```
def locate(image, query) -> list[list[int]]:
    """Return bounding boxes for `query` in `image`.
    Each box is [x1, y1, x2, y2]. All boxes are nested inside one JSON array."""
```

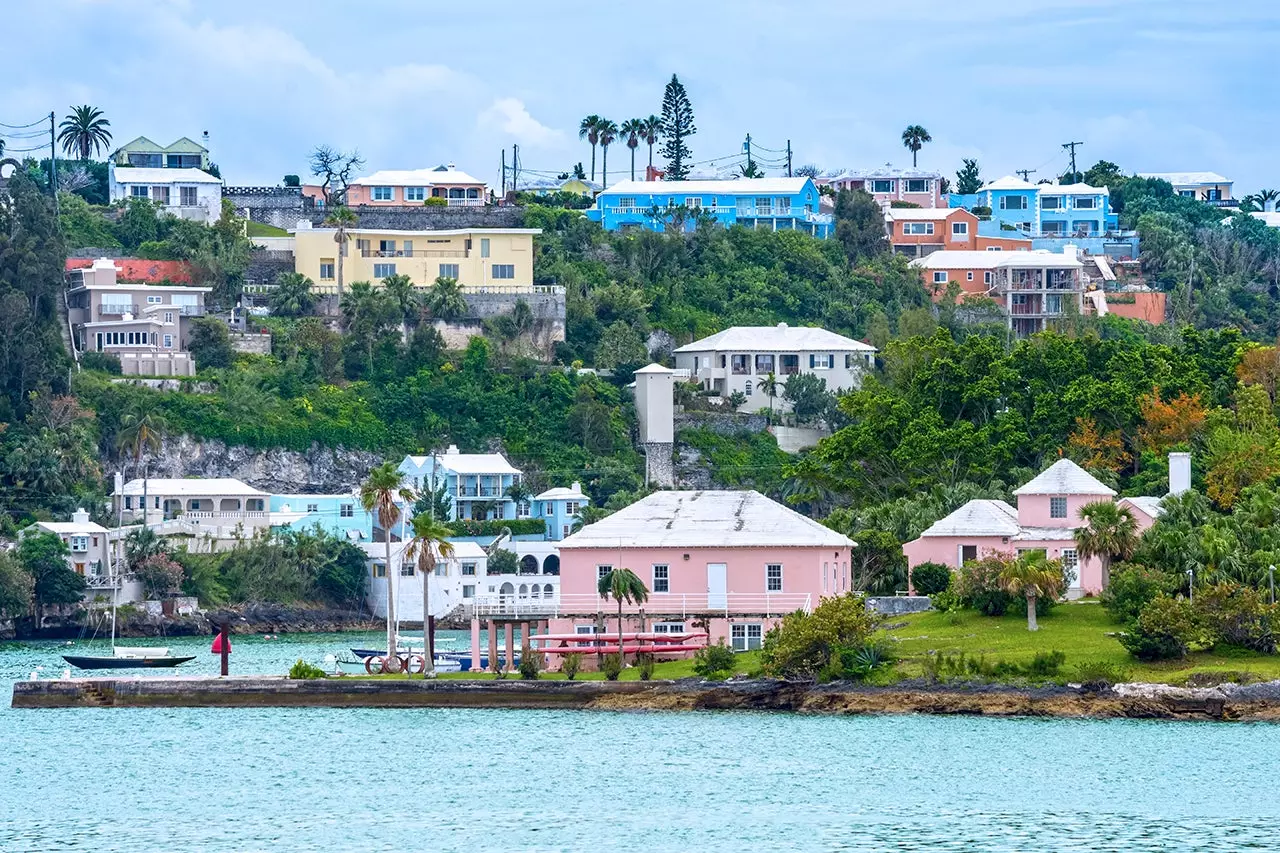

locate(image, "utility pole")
[[511, 144, 519, 193], [501, 149, 507, 197], [1062, 141, 1083, 183], [786, 139, 793, 178], [1015, 168, 1036, 182], [49, 111, 59, 212]]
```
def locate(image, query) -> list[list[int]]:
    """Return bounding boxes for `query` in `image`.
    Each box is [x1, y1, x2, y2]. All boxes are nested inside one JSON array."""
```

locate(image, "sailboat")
[[62, 537, 194, 670]]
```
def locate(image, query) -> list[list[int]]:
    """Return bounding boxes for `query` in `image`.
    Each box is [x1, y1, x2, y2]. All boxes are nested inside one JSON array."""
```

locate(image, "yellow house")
[[292, 227, 542, 293]]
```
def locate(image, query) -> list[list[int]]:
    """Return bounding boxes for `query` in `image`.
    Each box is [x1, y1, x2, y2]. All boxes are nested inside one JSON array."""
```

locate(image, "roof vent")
[[777, 322, 788, 329], [445, 444, 460, 455]]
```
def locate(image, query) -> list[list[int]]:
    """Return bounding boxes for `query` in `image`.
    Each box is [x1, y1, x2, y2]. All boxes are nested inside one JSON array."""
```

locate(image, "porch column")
[[487, 618, 499, 673], [504, 623, 515, 673], [520, 621, 531, 651], [470, 615, 482, 673]]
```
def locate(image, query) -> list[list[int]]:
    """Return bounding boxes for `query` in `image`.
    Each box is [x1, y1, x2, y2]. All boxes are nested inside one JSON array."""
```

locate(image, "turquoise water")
[[3, 634, 1280, 852]]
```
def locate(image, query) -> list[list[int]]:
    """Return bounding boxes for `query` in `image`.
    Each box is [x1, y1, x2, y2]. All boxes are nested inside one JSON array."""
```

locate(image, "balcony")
[[1202, 198, 1238, 208], [98, 303, 140, 318], [472, 592, 813, 619], [360, 249, 468, 258], [456, 486, 507, 499]]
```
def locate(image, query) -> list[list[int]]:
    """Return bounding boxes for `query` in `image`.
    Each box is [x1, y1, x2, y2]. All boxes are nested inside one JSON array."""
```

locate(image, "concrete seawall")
[[14, 676, 1280, 720]]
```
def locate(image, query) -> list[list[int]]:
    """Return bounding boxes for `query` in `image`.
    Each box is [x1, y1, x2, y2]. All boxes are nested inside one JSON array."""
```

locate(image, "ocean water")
[[2, 633, 1279, 852]]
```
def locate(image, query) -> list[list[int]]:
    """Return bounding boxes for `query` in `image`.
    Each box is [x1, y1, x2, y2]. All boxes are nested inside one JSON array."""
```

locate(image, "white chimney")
[[1169, 452, 1191, 496], [445, 444, 460, 455], [1063, 243, 1078, 261], [72, 508, 90, 525]]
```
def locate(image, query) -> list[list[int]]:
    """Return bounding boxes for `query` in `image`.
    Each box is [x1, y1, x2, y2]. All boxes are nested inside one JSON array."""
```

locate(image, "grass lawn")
[[885, 600, 1280, 685], [350, 652, 762, 682], [247, 221, 289, 237]]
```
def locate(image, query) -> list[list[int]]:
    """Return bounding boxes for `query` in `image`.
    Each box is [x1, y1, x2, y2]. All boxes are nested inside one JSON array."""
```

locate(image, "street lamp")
[[1186, 568, 1195, 604]]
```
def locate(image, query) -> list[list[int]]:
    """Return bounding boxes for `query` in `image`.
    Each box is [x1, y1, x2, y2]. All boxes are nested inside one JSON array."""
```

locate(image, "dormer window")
[[1050, 496, 1067, 519]]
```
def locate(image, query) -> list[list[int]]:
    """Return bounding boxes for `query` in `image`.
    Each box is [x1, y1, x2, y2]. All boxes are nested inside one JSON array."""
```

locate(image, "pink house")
[[465, 490, 855, 668]]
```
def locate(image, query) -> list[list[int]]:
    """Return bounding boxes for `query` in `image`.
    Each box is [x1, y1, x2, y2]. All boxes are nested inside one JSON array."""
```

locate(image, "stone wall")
[[643, 441, 675, 487], [431, 291, 566, 356], [231, 332, 272, 355], [675, 411, 770, 436], [244, 249, 295, 288], [307, 205, 525, 231], [224, 186, 309, 230], [866, 596, 933, 615]]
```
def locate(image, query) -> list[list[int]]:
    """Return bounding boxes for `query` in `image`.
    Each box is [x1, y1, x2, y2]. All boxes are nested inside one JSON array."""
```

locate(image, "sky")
[[3, 0, 1279, 192]]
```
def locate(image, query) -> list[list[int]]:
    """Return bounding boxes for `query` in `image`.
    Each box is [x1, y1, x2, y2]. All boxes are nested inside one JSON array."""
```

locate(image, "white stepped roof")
[[1139, 171, 1231, 186], [351, 165, 487, 187], [112, 167, 221, 184], [917, 500, 1020, 538], [910, 249, 1083, 270], [560, 490, 855, 550], [403, 450, 520, 476], [674, 323, 876, 353], [599, 177, 812, 196], [36, 520, 110, 534], [116, 477, 267, 497], [885, 208, 968, 221], [1013, 459, 1116, 496], [534, 484, 589, 502], [1119, 495, 1165, 519]]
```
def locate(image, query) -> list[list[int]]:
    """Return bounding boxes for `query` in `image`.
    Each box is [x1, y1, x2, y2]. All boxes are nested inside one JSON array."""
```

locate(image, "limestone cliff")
[[137, 434, 383, 494]]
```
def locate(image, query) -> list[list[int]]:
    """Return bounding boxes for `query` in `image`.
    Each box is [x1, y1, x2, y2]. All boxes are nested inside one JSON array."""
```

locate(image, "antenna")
[[1062, 141, 1083, 182]]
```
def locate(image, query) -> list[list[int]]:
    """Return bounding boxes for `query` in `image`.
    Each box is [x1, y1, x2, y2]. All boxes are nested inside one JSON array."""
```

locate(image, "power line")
[[0, 116, 48, 130]]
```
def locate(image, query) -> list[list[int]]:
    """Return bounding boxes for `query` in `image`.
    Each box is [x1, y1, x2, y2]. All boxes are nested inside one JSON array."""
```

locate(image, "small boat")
[[63, 647, 196, 670]]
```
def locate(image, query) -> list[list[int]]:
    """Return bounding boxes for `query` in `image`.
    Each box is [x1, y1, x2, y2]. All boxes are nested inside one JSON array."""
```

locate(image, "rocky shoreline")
[[14, 676, 1280, 720], [4, 602, 384, 641]]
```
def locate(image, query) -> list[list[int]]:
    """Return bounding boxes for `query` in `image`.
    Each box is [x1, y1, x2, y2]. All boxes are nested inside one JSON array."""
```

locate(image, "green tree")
[[578, 115, 602, 182], [123, 525, 166, 570], [116, 407, 168, 519], [57, 105, 112, 159], [659, 74, 696, 180], [322, 206, 358, 298], [18, 531, 84, 625], [1082, 160, 1126, 190], [187, 316, 235, 370], [405, 513, 455, 677], [597, 567, 649, 665], [760, 593, 879, 677], [0, 551, 34, 620], [781, 372, 831, 425], [999, 551, 1064, 631], [597, 118, 618, 187], [642, 115, 662, 175], [900, 125, 932, 167], [58, 193, 120, 249], [621, 118, 645, 182], [594, 321, 647, 373], [340, 280, 395, 377], [361, 462, 414, 665], [424, 276, 467, 321], [1074, 501, 1138, 589], [834, 189, 886, 263], [269, 272, 317, 317], [955, 158, 982, 194], [381, 272, 419, 337], [760, 371, 779, 423]]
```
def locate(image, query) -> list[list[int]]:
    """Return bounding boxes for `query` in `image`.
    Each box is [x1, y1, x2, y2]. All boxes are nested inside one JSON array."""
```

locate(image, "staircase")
[[80, 683, 116, 707], [57, 287, 79, 367]]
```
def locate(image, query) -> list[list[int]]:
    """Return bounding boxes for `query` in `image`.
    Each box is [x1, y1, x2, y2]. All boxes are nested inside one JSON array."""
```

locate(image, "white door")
[[707, 563, 728, 609]]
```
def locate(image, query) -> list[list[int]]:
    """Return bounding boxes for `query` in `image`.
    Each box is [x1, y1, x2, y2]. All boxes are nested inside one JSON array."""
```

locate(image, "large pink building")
[[903, 457, 1176, 596]]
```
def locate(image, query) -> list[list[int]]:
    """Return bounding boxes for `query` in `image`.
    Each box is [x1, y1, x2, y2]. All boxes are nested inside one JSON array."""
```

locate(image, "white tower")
[[634, 364, 675, 487]]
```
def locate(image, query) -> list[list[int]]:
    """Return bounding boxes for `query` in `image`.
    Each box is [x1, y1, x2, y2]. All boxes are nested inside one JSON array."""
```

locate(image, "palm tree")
[[116, 409, 168, 524], [901, 125, 932, 168], [381, 272, 418, 338], [578, 115, 602, 181], [361, 462, 415, 669], [999, 552, 1062, 631], [598, 567, 649, 667], [597, 119, 619, 188], [424, 276, 467, 321], [760, 371, 779, 424], [642, 115, 662, 177], [57, 106, 112, 159], [621, 119, 645, 181], [323, 206, 358, 299], [1074, 501, 1138, 589], [1260, 188, 1280, 211], [405, 513, 455, 677], [268, 272, 316, 317]]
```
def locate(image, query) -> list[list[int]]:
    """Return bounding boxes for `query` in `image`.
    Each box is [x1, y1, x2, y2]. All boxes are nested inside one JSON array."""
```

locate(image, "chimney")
[[445, 444, 459, 455], [1063, 243, 1078, 261], [1168, 452, 1191, 496], [1267, 199, 1277, 214], [72, 508, 90, 525]]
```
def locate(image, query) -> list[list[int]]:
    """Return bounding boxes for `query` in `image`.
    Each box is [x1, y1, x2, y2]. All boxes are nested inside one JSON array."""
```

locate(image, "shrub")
[[910, 562, 952, 596], [288, 659, 327, 679], [837, 638, 896, 681], [1102, 563, 1175, 624], [1120, 595, 1200, 661], [1195, 583, 1277, 653], [486, 550, 519, 575], [518, 649, 544, 680], [600, 653, 623, 681], [450, 519, 546, 538], [955, 556, 1015, 616], [1073, 660, 1129, 690], [80, 351, 122, 375], [692, 641, 737, 679], [971, 205, 992, 217], [561, 652, 583, 680], [760, 593, 880, 678], [425, 196, 448, 207], [923, 650, 1065, 683], [636, 653, 655, 681]]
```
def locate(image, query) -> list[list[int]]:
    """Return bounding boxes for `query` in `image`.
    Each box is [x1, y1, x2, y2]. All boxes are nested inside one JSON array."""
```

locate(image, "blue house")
[[399, 446, 523, 523], [270, 492, 375, 541], [950, 176, 1119, 237], [586, 178, 834, 237], [532, 482, 589, 542]]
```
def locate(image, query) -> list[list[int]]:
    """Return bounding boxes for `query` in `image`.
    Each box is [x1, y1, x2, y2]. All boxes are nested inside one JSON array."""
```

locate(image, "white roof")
[[600, 177, 812, 196], [115, 477, 268, 497], [35, 520, 110, 535], [1119, 495, 1165, 519], [910, 249, 1083, 271], [674, 323, 876, 354], [1241, 212, 1280, 228], [1013, 459, 1116, 496], [534, 484, 589, 502], [980, 175, 1039, 192], [824, 167, 942, 180], [917, 500, 1020, 538], [560, 490, 855, 550], [1036, 181, 1110, 196], [351, 165, 487, 187], [299, 227, 539, 238], [1139, 171, 1231, 186], [112, 167, 221, 185], [403, 452, 520, 476], [886, 208, 968, 221]]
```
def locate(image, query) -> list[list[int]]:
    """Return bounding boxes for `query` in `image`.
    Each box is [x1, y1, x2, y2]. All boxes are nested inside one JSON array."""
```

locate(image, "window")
[[151, 187, 170, 205], [736, 197, 752, 215], [731, 624, 763, 651], [340, 504, 353, 518], [163, 311, 174, 323], [320, 261, 335, 280], [463, 585, 476, 598], [906, 179, 929, 193], [306, 503, 319, 513], [755, 354, 774, 374], [810, 353, 833, 369], [565, 501, 580, 515], [903, 222, 933, 235], [730, 354, 750, 375], [356, 238, 370, 254], [373, 263, 396, 278], [439, 263, 459, 280], [766, 563, 783, 592], [1072, 221, 1096, 235], [618, 196, 636, 210], [652, 622, 686, 634], [984, 271, 992, 284], [373, 563, 386, 578], [1074, 197, 1097, 210], [685, 197, 702, 208], [961, 545, 978, 563], [951, 221, 968, 236], [933, 271, 948, 284], [1041, 222, 1066, 235], [179, 186, 198, 207], [999, 196, 1028, 210], [480, 238, 491, 258], [775, 197, 791, 215], [1061, 549, 1078, 578], [405, 187, 425, 201], [653, 564, 669, 593], [1041, 196, 1062, 210], [1049, 496, 1068, 519], [69, 536, 89, 552], [966, 272, 973, 281], [871, 180, 894, 193], [744, 380, 753, 395], [575, 625, 599, 635], [130, 185, 149, 199], [597, 564, 612, 581], [755, 196, 773, 215], [162, 334, 173, 348], [189, 500, 201, 510], [371, 187, 394, 201], [491, 264, 515, 279], [400, 563, 415, 576], [378, 239, 398, 255]]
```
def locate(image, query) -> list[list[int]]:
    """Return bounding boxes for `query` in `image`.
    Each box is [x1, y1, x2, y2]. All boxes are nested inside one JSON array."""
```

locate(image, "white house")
[[673, 323, 876, 413], [113, 477, 307, 550], [364, 539, 491, 621], [1138, 171, 1235, 207], [24, 509, 143, 604], [109, 164, 224, 224]]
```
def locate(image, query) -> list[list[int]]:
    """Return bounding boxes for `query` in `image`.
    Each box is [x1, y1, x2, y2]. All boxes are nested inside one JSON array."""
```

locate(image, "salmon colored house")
[[303, 164, 489, 208], [886, 208, 1031, 258]]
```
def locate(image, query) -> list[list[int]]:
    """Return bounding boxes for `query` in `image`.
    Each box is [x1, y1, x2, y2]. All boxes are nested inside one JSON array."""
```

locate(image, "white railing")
[[472, 592, 811, 619], [182, 510, 270, 520], [671, 368, 693, 379], [85, 571, 137, 589]]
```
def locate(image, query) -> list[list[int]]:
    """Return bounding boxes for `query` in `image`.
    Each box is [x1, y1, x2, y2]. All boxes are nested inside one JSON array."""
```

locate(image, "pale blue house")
[[532, 482, 589, 542], [399, 446, 523, 523], [951, 176, 1119, 237], [586, 178, 834, 237], [270, 492, 375, 541]]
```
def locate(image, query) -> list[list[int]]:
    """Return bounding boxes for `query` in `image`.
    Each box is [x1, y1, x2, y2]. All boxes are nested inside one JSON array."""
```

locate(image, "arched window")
[[530, 586, 540, 599], [543, 584, 554, 597], [744, 381, 753, 396], [518, 584, 528, 597], [542, 554, 560, 575]]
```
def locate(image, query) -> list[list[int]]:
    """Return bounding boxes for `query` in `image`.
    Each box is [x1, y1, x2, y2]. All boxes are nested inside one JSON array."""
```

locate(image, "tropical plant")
[[900, 125, 932, 167], [360, 462, 414, 666], [642, 115, 662, 175], [659, 75, 696, 180], [1101, 563, 1176, 624], [999, 551, 1065, 631], [289, 659, 328, 679], [116, 408, 168, 518], [955, 158, 982, 194], [135, 554, 185, 599], [381, 273, 419, 337], [57, 106, 112, 159], [759, 371, 779, 424], [578, 115, 602, 181], [596, 118, 618, 188], [561, 652, 583, 680], [620, 118, 645, 182], [518, 649, 544, 679], [123, 526, 166, 570], [1120, 594, 1200, 661], [600, 652, 623, 680], [760, 593, 879, 677], [598, 567, 649, 665], [269, 272, 317, 317], [424, 276, 467, 321], [322, 206, 358, 298], [405, 512, 455, 677], [17, 532, 83, 626], [692, 640, 736, 678], [1074, 501, 1138, 589]]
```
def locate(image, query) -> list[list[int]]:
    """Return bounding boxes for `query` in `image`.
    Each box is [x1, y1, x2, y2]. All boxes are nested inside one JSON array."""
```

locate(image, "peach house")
[[303, 164, 489, 208], [466, 490, 855, 668], [886, 207, 1031, 258], [904, 455, 1185, 596]]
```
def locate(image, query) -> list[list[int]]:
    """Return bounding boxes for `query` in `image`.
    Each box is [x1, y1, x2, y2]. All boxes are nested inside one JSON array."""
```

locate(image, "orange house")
[[887, 208, 1031, 258]]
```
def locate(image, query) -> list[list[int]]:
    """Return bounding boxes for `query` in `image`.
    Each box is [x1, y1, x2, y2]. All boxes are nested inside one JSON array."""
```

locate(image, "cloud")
[[477, 98, 563, 149]]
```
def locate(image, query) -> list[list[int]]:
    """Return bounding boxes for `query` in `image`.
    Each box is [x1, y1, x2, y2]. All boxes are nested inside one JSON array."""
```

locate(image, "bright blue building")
[[270, 492, 375, 541], [586, 178, 834, 237], [532, 483, 589, 542], [950, 176, 1119, 237]]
